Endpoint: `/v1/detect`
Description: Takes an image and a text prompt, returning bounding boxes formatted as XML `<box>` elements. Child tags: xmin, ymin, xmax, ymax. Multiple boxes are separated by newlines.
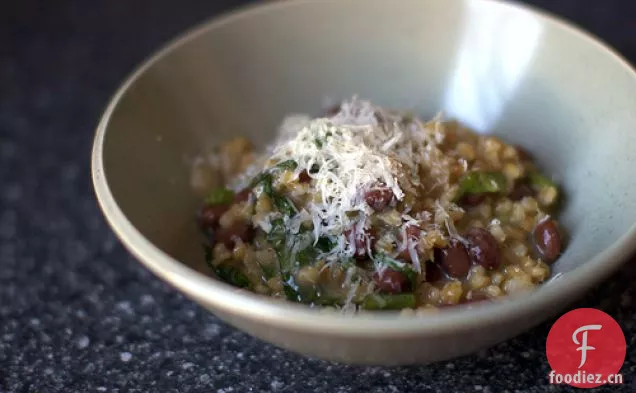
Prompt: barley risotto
<box><xmin>193</xmin><ymin>98</ymin><xmax>564</xmax><ymax>312</ymax></box>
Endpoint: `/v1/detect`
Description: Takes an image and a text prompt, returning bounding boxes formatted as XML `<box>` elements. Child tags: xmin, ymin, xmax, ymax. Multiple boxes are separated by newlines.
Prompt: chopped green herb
<box><xmin>289</xmin><ymin>230</ymin><xmax>317</xmax><ymax>267</ymax></box>
<box><xmin>253</xmin><ymin>171</ymin><xmax>296</xmax><ymax>217</ymax></box>
<box><xmin>250</xmin><ymin>172</ymin><xmax>264</xmax><ymax>186</ymax></box>
<box><xmin>340</xmin><ymin>257</ymin><xmax>357</xmax><ymax>270</ymax></box>
<box><xmin>456</xmin><ymin>171</ymin><xmax>507</xmax><ymax>200</ymax></box>
<box><xmin>267</xmin><ymin>218</ymin><xmax>286</xmax><ymax>253</ymax></box>
<box><xmin>274</xmin><ymin>160</ymin><xmax>298</xmax><ymax>171</ymax></box>
<box><xmin>316</xmin><ymin>236</ymin><xmax>336</xmax><ymax>252</ymax></box>
<box><xmin>272</xmin><ymin>194</ymin><xmax>297</xmax><ymax>217</ymax></box>
<box><xmin>215</xmin><ymin>265</ymin><xmax>250</xmax><ymax>288</ymax></box>
<box><xmin>295</xmin><ymin>246</ymin><xmax>318</xmax><ymax>267</ymax></box>
<box><xmin>362</xmin><ymin>293</ymin><xmax>416</xmax><ymax>310</ymax></box>
<box><xmin>249</xmin><ymin>171</ymin><xmax>272</xmax><ymax>191</ymax></box>
<box><xmin>267</xmin><ymin>218</ymin><xmax>294</xmax><ymax>274</ymax></box>
<box><xmin>205</xmin><ymin>187</ymin><xmax>234</xmax><ymax>206</ymax></box>
<box><xmin>261</xmin><ymin>173</ymin><xmax>275</xmax><ymax>196</ymax></box>
<box><xmin>314</xmin><ymin>131</ymin><xmax>334</xmax><ymax>149</ymax></box>
<box><xmin>309</xmin><ymin>164</ymin><xmax>320</xmax><ymax>174</ymax></box>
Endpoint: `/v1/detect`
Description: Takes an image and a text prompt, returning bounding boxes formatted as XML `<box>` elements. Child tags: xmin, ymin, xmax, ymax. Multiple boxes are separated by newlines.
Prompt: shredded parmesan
<box><xmin>264</xmin><ymin>98</ymin><xmax>449</xmax><ymax>264</ymax></box>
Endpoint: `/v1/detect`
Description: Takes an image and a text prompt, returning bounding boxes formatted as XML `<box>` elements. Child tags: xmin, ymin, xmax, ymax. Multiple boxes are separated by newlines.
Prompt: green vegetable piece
<box><xmin>261</xmin><ymin>173</ymin><xmax>275</xmax><ymax>196</ymax></box>
<box><xmin>313</xmin><ymin>131</ymin><xmax>333</xmax><ymax>149</ymax></box>
<box><xmin>316</xmin><ymin>236</ymin><xmax>336</xmax><ymax>252</ymax></box>
<box><xmin>215</xmin><ymin>265</ymin><xmax>250</xmax><ymax>288</ymax></box>
<box><xmin>252</xmin><ymin>171</ymin><xmax>296</xmax><ymax>217</ymax></box>
<box><xmin>267</xmin><ymin>218</ymin><xmax>293</xmax><ymax>273</ymax></box>
<box><xmin>274</xmin><ymin>160</ymin><xmax>298</xmax><ymax>171</ymax></box>
<box><xmin>249</xmin><ymin>172</ymin><xmax>266</xmax><ymax>188</ymax></box>
<box><xmin>272</xmin><ymin>194</ymin><xmax>297</xmax><ymax>217</ymax></box>
<box><xmin>296</xmin><ymin>246</ymin><xmax>317</xmax><ymax>267</ymax></box>
<box><xmin>340</xmin><ymin>257</ymin><xmax>357</xmax><ymax>270</ymax></box>
<box><xmin>205</xmin><ymin>187</ymin><xmax>234</xmax><ymax>206</ymax></box>
<box><xmin>250</xmin><ymin>172</ymin><xmax>275</xmax><ymax>196</ymax></box>
<box><xmin>267</xmin><ymin>218</ymin><xmax>286</xmax><ymax>252</ymax></box>
<box><xmin>362</xmin><ymin>293</ymin><xmax>416</xmax><ymax>310</ymax></box>
<box><xmin>528</xmin><ymin>172</ymin><xmax>557</xmax><ymax>189</ymax></box>
<box><xmin>457</xmin><ymin>171</ymin><xmax>507</xmax><ymax>198</ymax></box>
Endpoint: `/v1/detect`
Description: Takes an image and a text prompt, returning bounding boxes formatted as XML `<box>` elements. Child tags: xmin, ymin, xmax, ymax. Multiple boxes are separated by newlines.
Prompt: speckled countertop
<box><xmin>1</xmin><ymin>0</ymin><xmax>635</xmax><ymax>392</ymax></box>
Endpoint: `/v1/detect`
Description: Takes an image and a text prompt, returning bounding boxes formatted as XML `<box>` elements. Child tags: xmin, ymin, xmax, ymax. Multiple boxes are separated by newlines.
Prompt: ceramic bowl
<box><xmin>92</xmin><ymin>0</ymin><xmax>636</xmax><ymax>365</ymax></box>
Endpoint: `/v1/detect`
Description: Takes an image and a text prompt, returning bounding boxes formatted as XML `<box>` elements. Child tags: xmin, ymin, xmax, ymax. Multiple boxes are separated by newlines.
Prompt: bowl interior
<box><xmin>99</xmin><ymin>0</ymin><xmax>636</xmax><ymax>302</ymax></box>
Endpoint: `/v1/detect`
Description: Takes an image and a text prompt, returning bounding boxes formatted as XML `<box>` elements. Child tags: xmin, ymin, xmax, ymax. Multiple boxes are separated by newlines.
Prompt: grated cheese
<box><xmin>262</xmin><ymin>97</ymin><xmax>452</xmax><ymax>269</ymax></box>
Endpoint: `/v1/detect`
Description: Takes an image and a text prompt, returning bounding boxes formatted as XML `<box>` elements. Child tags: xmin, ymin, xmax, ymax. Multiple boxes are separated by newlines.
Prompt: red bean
<box><xmin>198</xmin><ymin>205</ymin><xmax>229</xmax><ymax>229</ymax></box>
<box><xmin>298</xmin><ymin>170</ymin><xmax>311</xmax><ymax>183</ymax></box>
<box><xmin>324</xmin><ymin>104</ymin><xmax>340</xmax><ymax>116</ymax></box>
<box><xmin>217</xmin><ymin>222</ymin><xmax>254</xmax><ymax>249</ymax></box>
<box><xmin>398</xmin><ymin>249</ymin><xmax>410</xmax><ymax>263</ymax></box>
<box><xmin>405</xmin><ymin>224</ymin><xmax>422</xmax><ymax>240</ymax></box>
<box><xmin>345</xmin><ymin>227</ymin><xmax>374</xmax><ymax>259</ymax></box>
<box><xmin>533</xmin><ymin>218</ymin><xmax>562</xmax><ymax>263</ymax></box>
<box><xmin>464</xmin><ymin>227</ymin><xmax>501</xmax><ymax>270</ymax></box>
<box><xmin>509</xmin><ymin>181</ymin><xmax>534</xmax><ymax>201</ymax></box>
<box><xmin>435</xmin><ymin>240</ymin><xmax>471</xmax><ymax>278</ymax></box>
<box><xmin>460</xmin><ymin>193</ymin><xmax>486</xmax><ymax>207</ymax></box>
<box><xmin>364</xmin><ymin>185</ymin><xmax>394</xmax><ymax>212</ymax></box>
<box><xmin>233</xmin><ymin>188</ymin><xmax>252</xmax><ymax>203</ymax></box>
<box><xmin>425</xmin><ymin>261</ymin><xmax>443</xmax><ymax>283</ymax></box>
<box><xmin>372</xmin><ymin>269</ymin><xmax>408</xmax><ymax>294</ymax></box>
<box><xmin>398</xmin><ymin>249</ymin><xmax>412</xmax><ymax>263</ymax></box>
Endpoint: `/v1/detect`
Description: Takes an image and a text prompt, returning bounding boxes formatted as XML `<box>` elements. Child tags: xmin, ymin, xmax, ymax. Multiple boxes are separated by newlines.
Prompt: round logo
<box><xmin>546</xmin><ymin>308</ymin><xmax>626</xmax><ymax>388</ymax></box>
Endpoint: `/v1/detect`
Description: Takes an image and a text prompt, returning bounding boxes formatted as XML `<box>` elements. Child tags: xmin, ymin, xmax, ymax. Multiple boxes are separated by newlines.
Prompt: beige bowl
<box><xmin>92</xmin><ymin>0</ymin><xmax>636</xmax><ymax>365</ymax></box>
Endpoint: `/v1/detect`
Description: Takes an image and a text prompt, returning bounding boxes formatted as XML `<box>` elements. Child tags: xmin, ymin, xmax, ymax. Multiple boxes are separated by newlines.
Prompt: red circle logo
<box><xmin>546</xmin><ymin>308</ymin><xmax>626</xmax><ymax>388</ymax></box>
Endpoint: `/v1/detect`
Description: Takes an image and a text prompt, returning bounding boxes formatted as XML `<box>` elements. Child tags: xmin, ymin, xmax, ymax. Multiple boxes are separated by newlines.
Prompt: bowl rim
<box><xmin>92</xmin><ymin>0</ymin><xmax>636</xmax><ymax>336</ymax></box>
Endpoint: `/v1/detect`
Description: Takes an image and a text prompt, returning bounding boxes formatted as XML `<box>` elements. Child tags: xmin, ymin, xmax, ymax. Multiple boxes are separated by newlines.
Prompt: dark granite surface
<box><xmin>1</xmin><ymin>0</ymin><xmax>635</xmax><ymax>392</ymax></box>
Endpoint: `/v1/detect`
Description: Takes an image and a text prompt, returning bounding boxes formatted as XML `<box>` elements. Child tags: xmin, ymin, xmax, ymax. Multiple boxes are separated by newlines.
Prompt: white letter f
<box><xmin>572</xmin><ymin>324</ymin><xmax>602</xmax><ymax>368</ymax></box>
